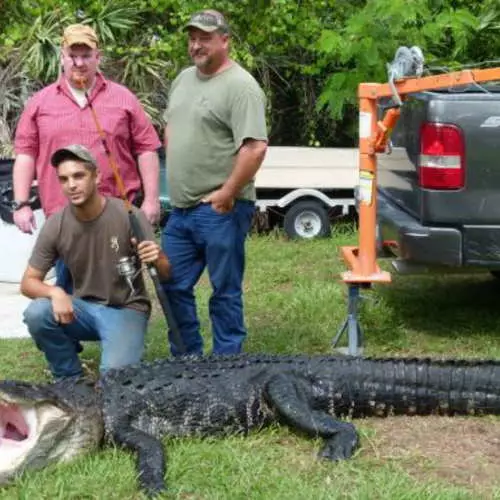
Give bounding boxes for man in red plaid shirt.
[12,24,161,289]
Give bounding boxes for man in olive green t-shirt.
[161,9,268,356]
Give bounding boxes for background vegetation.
[1,0,500,156]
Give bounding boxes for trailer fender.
[277,189,332,208]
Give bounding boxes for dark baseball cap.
[184,10,229,34]
[51,144,98,169]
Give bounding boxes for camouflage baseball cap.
[184,10,229,34]
[62,24,98,49]
[51,144,98,170]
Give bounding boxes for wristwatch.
[11,200,31,211]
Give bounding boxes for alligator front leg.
[265,374,359,461]
[111,421,166,497]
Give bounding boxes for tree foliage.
[0,0,499,155]
[316,0,500,120]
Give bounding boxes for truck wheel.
[283,200,331,239]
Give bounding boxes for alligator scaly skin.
[99,354,500,495]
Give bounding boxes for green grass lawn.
[1,226,499,499]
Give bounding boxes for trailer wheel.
[283,200,331,239]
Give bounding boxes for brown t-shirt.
[29,197,155,314]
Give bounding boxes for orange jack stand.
[336,66,500,355]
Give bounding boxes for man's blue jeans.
[161,200,255,356]
[23,297,148,379]
[55,259,73,294]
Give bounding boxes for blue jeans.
[55,259,73,294]
[161,200,255,356]
[23,297,148,379]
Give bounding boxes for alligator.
[1,354,499,496]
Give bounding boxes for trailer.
[158,146,359,239]
[254,146,358,239]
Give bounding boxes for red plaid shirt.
[14,73,161,216]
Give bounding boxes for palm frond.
[79,0,142,45]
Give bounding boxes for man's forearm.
[154,253,171,281]
[137,151,160,200]
[223,140,267,197]
[13,154,36,201]
[21,278,62,301]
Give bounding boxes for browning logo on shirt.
[110,236,120,253]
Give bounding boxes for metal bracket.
[332,284,364,356]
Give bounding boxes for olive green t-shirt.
[164,63,268,208]
[29,198,155,313]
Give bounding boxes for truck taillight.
[419,122,465,190]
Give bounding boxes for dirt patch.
[362,416,500,494]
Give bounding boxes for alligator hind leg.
[111,419,166,497]
[265,374,359,461]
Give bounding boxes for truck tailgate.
[378,90,500,226]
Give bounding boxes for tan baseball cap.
[62,24,98,49]
[51,144,98,170]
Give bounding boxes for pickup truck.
[377,86,500,277]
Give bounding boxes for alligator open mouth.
[0,403,31,445]
[0,381,103,485]
[0,400,42,482]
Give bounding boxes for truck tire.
[283,200,331,239]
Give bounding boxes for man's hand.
[13,206,37,234]
[202,188,234,214]
[132,239,171,279]
[135,240,161,265]
[49,288,74,324]
[140,198,161,225]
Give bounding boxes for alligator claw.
[318,432,359,461]
[142,481,166,499]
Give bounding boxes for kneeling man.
[20,144,170,381]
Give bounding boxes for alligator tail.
[338,357,500,417]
